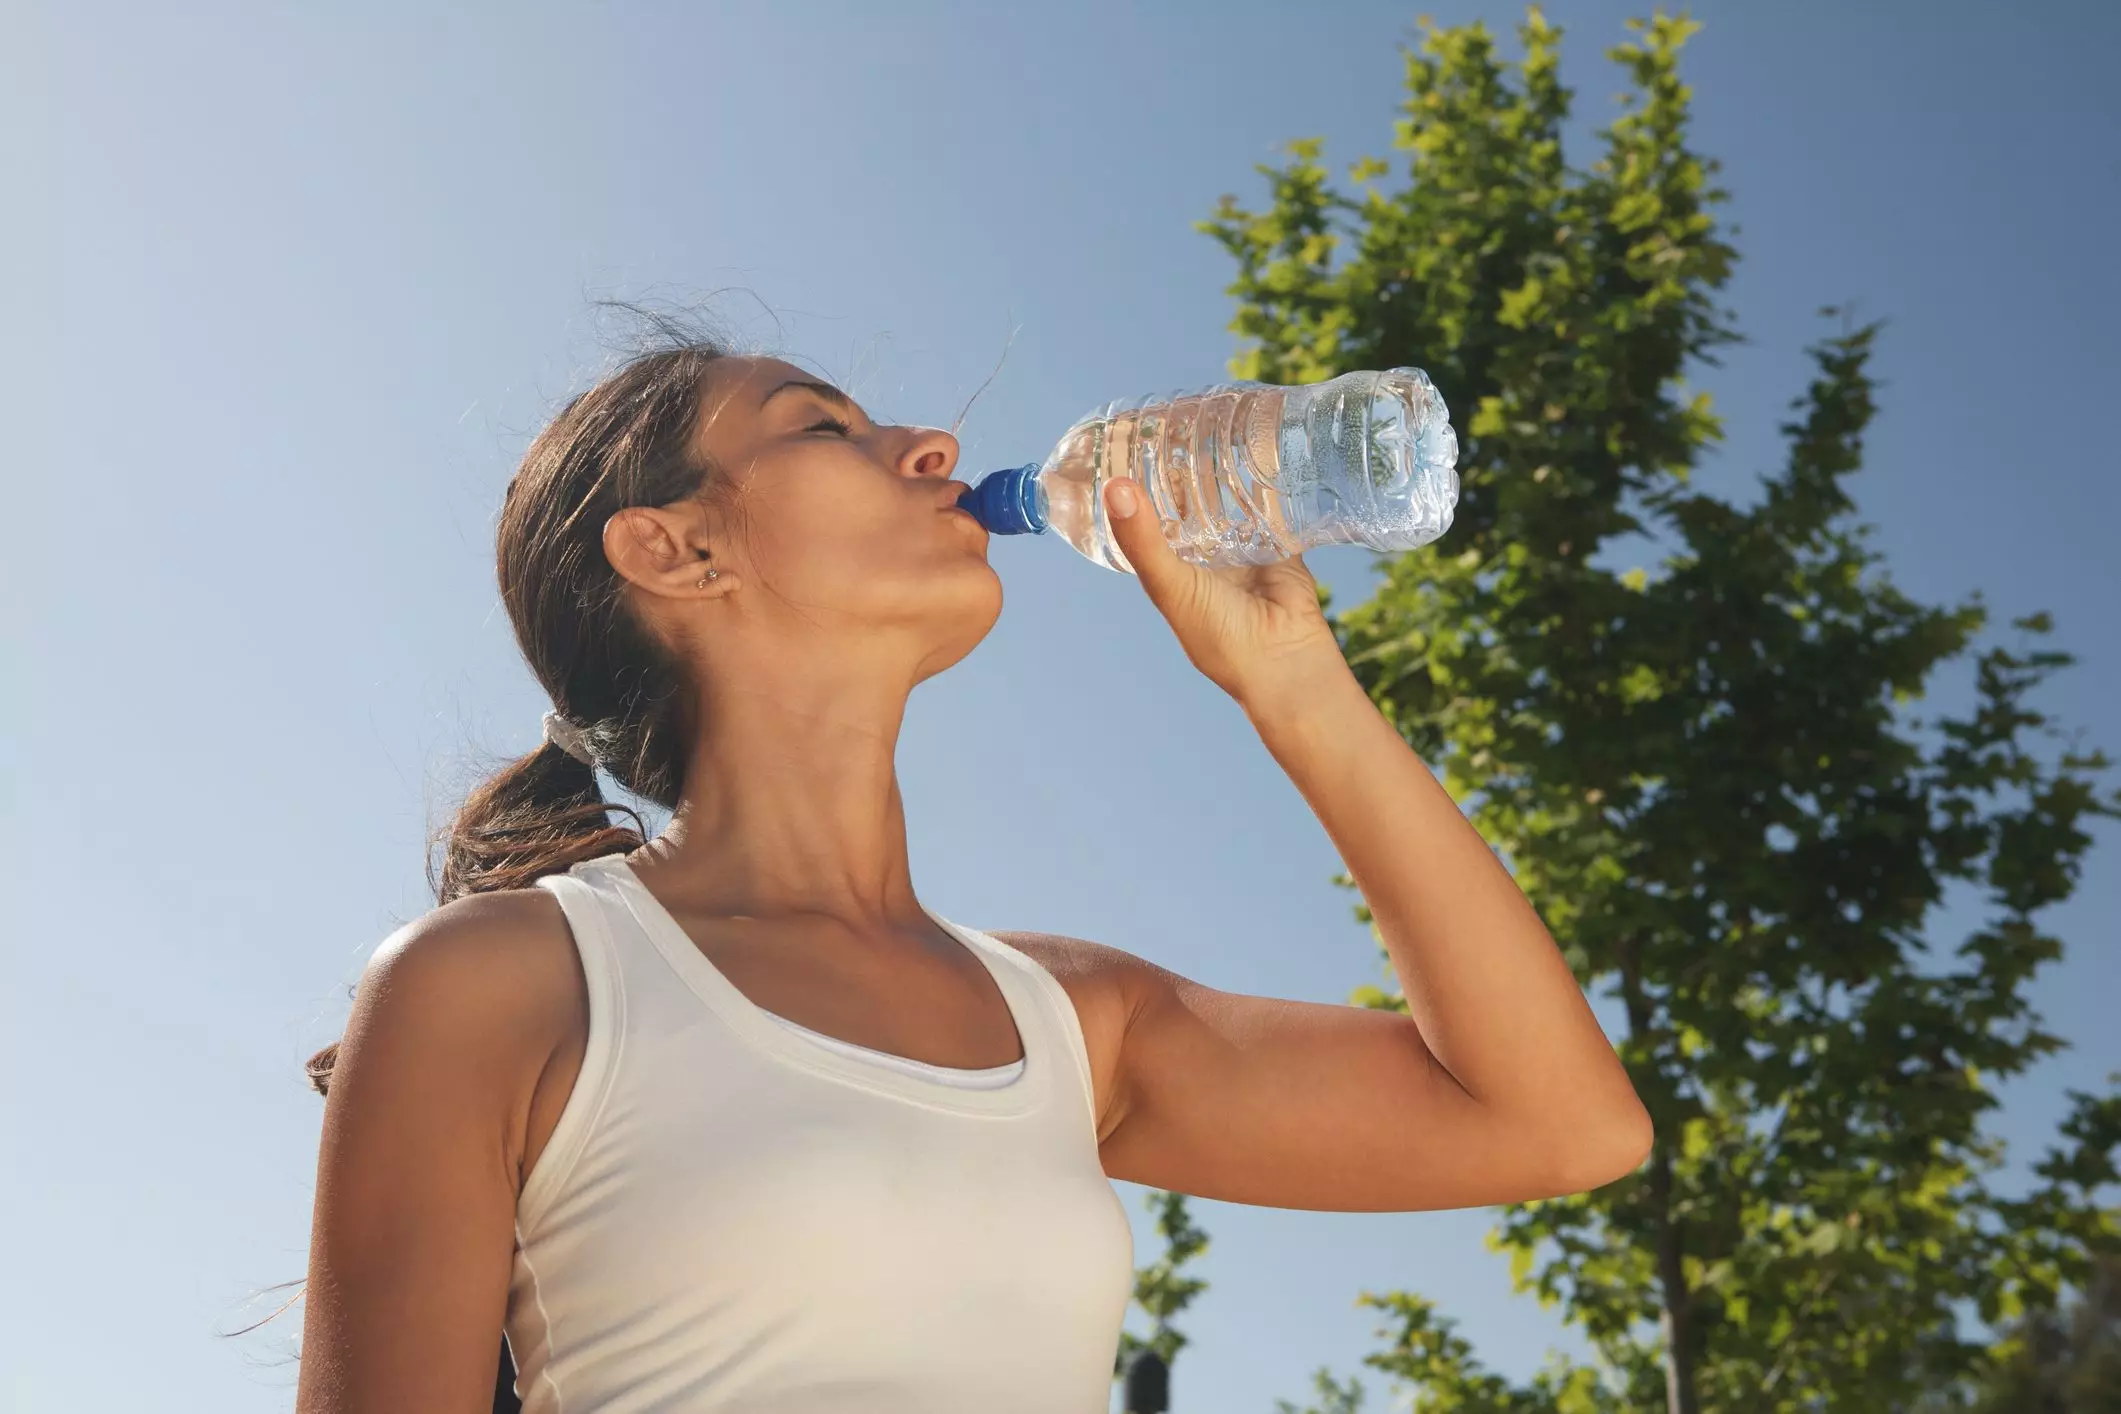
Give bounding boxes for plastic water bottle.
[953,367,1459,573]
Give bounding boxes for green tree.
[1116,1188,1212,1377]
[1949,1253,2121,1414]
[1277,1366,1372,1414]
[1202,10,2120,1412]
[1924,1102,2121,1412]
[1280,1291,1619,1414]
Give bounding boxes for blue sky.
[7,2,2117,1410]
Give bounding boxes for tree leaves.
[1114,1188,1211,1378]
[1204,7,2120,1411]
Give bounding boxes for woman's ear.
[603,503,740,603]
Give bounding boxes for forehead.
[689,355,837,454]
[700,355,812,404]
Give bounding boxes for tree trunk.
[1648,1146,1700,1414]
[1620,946,1699,1414]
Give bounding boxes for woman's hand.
[1101,477,1352,720]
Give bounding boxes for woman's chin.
[919,581,1004,680]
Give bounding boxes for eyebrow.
[759,377,857,414]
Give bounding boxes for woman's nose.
[898,426,960,480]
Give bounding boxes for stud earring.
[696,567,719,588]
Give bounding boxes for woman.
[294,328,1651,1413]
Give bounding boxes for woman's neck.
[644,651,926,933]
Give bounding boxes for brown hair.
[262,314,732,1407]
[307,311,730,1094]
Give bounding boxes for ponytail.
[302,738,647,1096]
[304,312,725,1095]
[285,314,731,1410]
[439,736,647,903]
[300,732,640,1410]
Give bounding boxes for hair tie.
[541,709,597,767]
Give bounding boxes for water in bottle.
[953,367,1459,573]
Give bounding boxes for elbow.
[1550,1096,1654,1195]
[1610,1097,1656,1177]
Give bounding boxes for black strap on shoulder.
[494,1334,522,1413]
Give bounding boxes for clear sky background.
[6,2,2117,1410]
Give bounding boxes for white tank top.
[761,1008,1027,1088]
[501,852,1136,1413]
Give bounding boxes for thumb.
[1102,477,1194,606]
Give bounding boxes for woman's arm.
[1107,671,1646,1209]
[297,894,575,1413]
[1070,478,1649,1209]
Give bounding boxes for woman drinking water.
[294,327,1650,1413]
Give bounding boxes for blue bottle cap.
[955,463,1049,535]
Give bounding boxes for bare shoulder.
[304,886,587,1409]
[983,927,1124,981]
[360,886,584,1040]
[983,928,1176,1007]
[368,885,574,970]
[335,886,587,1171]
[983,928,1158,1142]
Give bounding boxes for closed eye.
[806,415,854,437]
